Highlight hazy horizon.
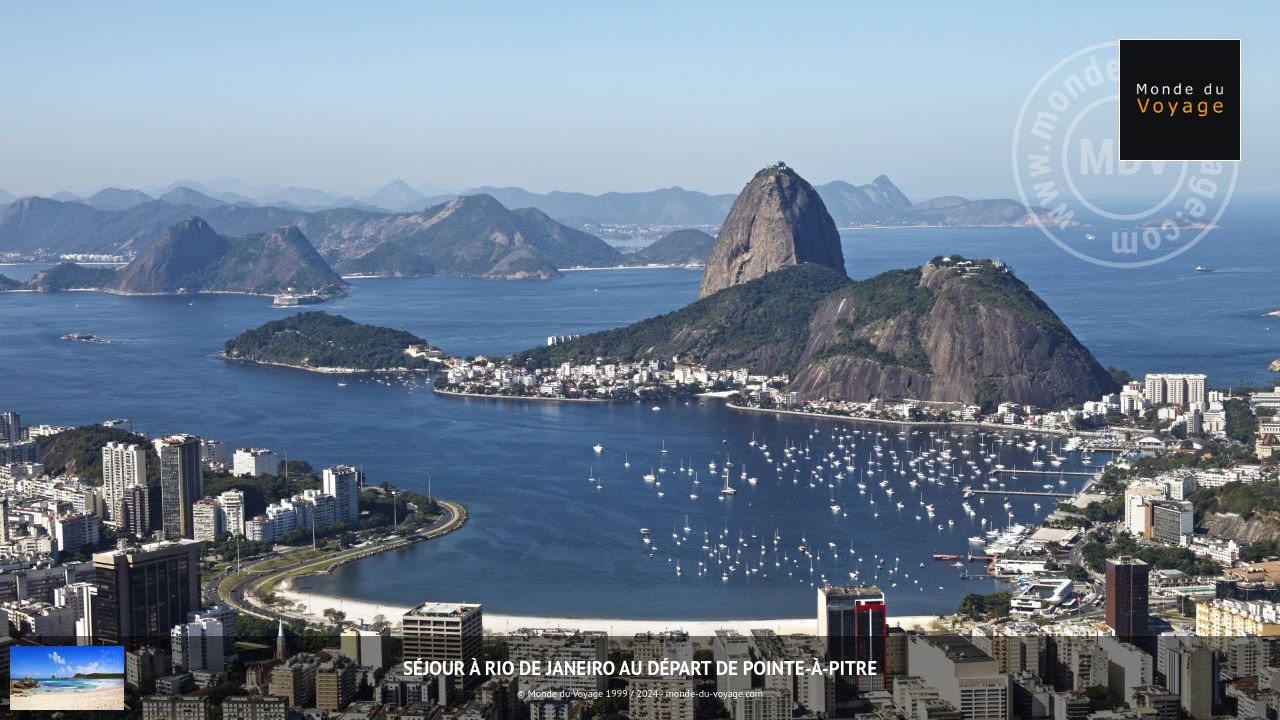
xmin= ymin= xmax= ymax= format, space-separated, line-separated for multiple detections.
xmin=2 ymin=2 xmax=1275 ymax=199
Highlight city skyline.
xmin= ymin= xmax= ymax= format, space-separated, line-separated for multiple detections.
xmin=1 ymin=1 xmax=1277 ymax=199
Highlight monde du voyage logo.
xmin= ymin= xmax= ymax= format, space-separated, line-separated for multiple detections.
xmin=1013 ymin=40 xmax=1241 ymax=268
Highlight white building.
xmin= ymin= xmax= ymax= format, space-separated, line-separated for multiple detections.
xmin=54 ymin=512 xmax=101 ymax=556
xmin=192 ymin=498 xmax=224 ymax=542
xmin=323 ymin=465 xmax=360 ymax=525
xmin=232 ymin=448 xmax=277 ymax=478
xmin=217 ymin=489 xmax=246 ymax=537
xmin=907 ymin=634 xmax=1009 ymax=720
xmin=172 ymin=617 xmax=226 ymax=672
xmin=102 ymin=441 xmax=146 ymax=525
xmin=200 ymin=439 xmax=228 ymax=469
xmin=245 ymin=515 xmax=273 ymax=543
xmin=1143 ymin=373 xmax=1208 ymax=408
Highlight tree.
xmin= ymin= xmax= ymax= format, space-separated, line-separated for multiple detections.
xmin=322 ymin=608 xmax=347 ymax=627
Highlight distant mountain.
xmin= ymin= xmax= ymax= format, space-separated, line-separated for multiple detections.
xmin=335 ymin=241 xmax=435 ymax=277
xmin=901 ymin=196 xmax=1051 ymax=226
xmin=700 ymin=163 xmax=845 ymax=298
xmin=158 ymin=187 xmax=227 ymax=209
xmin=0 ymin=188 xmax=15 ymax=204
xmin=0 ymin=197 xmax=192 ymax=254
xmin=50 ymin=191 xmax=82 ymax=202
xmin=321 ymin=195 xmax=622 ymax=279
xmin=813 ymin=176 xmax=1060 ymax=227
xmin=6 ymin=217 xmax=347 ymax=297
xmin=112 ymin=217 xmax=347 ymax=295
xmin=813 ymin=176 xmax=912 ymax=223
xmin=625 ymin=229 xmax=715 ymax=266
xmin=255 ymin=186 xmax=342 ymax=209
xmin=456 ymin=186 xmax=736 ymax=226
xmin=84 ymin=188 xmax=154 ymax=211
xmin=0 ymin=193 xmax=619 ymax=277
xmin=24 ymin=262 xmax=118 ymax=291
xmin=361 ymin=180 xmax=426 ymax=212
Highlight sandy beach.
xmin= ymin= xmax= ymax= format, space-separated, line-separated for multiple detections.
xmin=277 ymin=587 xmax=942 ymax=635
xmin=12 ymin=681 xmax=125 ymax=711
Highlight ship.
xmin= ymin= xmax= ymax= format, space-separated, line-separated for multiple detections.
xmin=1194 ymin=265 xmax=1214 ymax=273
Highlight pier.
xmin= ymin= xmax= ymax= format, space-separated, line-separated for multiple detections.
xmin=966 ymin=488 xmax=1074 ymax=499
xmin=993 ymin=468 xmax=1098 ymax=477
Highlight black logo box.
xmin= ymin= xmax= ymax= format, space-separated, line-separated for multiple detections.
xmin=1119 ymin=39 xmax=1240 ymax=161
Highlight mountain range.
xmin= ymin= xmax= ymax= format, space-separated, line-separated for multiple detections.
xmin=8 ymin=217 xmax=347 ymax=296
xmin=515 ymin=163 xmax=1116 ymax=408
xmin=0 ymin=173 xmax=1058 ymax=251
xmin=0 ymin=190 xmax=623 ymax=277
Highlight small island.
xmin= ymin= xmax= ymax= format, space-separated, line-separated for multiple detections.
xmin=61 ymin=332 xmax=110 ymax=344
xmin=222 ymin=311 xmax=442 ymax=373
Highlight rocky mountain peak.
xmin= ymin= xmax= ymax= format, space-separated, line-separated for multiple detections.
xmin=698 ymin=163 xmax=845 ymax=298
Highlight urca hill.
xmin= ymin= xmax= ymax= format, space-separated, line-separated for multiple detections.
xmin=516 ymin=163 xmax=1117 ymax=409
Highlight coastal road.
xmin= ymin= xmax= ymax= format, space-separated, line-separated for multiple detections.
xmin=214 ymin=499 xmax=467 ymax=623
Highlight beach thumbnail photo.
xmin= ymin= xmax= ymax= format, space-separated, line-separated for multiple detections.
xmin=10 ymin=645 xmax=125 ymax=711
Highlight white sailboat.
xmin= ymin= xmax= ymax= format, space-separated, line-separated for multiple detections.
xmin=720 ymin=469 xmax=737 ymax=496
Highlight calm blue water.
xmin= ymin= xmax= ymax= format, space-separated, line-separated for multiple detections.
xmin=22 ymin=678 xmax=122 ymax=692
xmin=1 ymin=204 xmax=1276 ymax=619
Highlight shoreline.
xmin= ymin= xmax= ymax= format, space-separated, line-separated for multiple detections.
xmin=725 ymin=401 xmax=1094 ymax=438
xmin=275 ymin=588 xmax=942 ymax=635
xmin=220 ymin=354 xmax=436 ymax=375
xmin=561 ymin=264 xmax=703 ymax=272
xmin=432 ymin=387 xmax=615 ymax=403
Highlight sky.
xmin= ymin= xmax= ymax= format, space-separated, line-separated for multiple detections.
xmin=1 ymin=1 xmax=1276 ymax=199
xmin=10 ymin=645 xmax=124 ymax=678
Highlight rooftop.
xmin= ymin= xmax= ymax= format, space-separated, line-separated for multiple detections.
xmin=821 ymin=584 xmax=885 ymax=600
xmin=915 ymin=634 xmax=995 ymax=664
xmin=405 ymin=601 xmax=481 ymax=618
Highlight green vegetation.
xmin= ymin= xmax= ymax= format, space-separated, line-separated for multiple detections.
xmin=223 ymin=311 xmax=438 ymax=371
xmin=35 ymin=425 xmax=159 ymax=483
xmin=204 ymin=472 xmax=320 ymax=518
xmin=813 ymin=268 xmax=934 ymax=374
xmin=1241 ymin=539 xmax=1280 ymax=562
xmin=513 ymin=263 xmax=852 ymax=373
xmin=1225 ymin=398 xmax=1259 ymax=445
xmin=1080 ymin=497 xmax=1124 ymax=523
xmin=1080 ymin=532 xmax=1221 ymax=575
xmin=1191 ymin=481 xmax=1280 ymax=521
xmin=956 ymin=592 xmax=1011 ymax=620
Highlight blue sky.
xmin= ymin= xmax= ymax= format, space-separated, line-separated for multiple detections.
xmin=1 ymin=1 xmax=1274 ymax=198
xmin=11 ymin=646 xmax=124 ymax=678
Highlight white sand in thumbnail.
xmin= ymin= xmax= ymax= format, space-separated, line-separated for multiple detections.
xmin=12 ymin=682 xmax=124 ymax=711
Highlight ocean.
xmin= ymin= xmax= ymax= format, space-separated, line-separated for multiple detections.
xmin=1 ymin=202 xmax=1276 ymax=619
